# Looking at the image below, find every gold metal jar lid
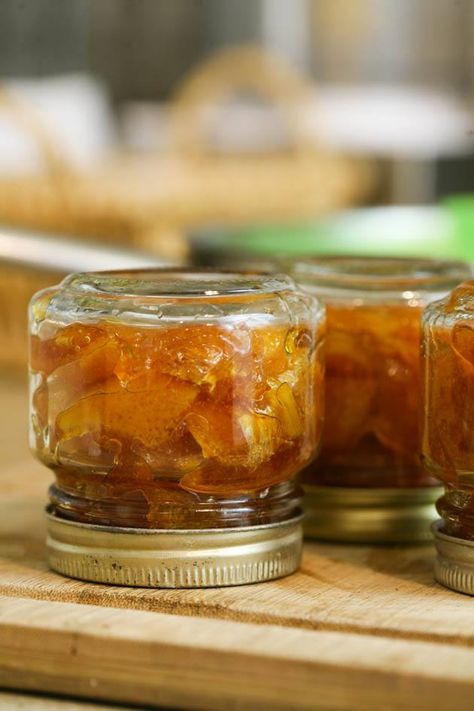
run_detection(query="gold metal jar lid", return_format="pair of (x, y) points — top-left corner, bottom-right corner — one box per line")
(46, 512), (303, 588)
(432, 520), (474, 596)
(303, 485), (441, 544)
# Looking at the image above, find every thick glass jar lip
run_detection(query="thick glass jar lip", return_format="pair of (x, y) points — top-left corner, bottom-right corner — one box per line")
(426, 279), (474, 316)
(289, 255), (472, 293)
(450, 279), (474, 306)
(60, 268), (296, 300)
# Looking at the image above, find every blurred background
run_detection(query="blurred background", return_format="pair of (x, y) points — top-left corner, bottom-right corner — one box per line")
(1, 0), (474, 366)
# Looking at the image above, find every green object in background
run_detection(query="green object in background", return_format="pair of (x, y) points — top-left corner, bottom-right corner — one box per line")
(192, 202), (474, 265)
(444, 195), (474, 261)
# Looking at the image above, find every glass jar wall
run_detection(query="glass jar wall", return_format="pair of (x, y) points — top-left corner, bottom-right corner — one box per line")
(423, 281), (474, 530)
(290, 256), (471, 543)
(422, 281), (474, 594)
(29, 270), (324, 587)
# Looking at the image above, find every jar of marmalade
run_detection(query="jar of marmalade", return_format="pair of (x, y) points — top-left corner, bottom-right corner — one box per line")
(422, 280), (474, 594)
(29, 269), (324, 587)
(290, 257), (471, 543)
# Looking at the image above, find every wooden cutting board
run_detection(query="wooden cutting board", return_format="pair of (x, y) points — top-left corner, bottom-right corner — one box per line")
(1, 375), (473, 711)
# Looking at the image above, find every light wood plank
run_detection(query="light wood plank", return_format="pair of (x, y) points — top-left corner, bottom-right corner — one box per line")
(0, 691), (136, 710)
(1, 595), (474, 711)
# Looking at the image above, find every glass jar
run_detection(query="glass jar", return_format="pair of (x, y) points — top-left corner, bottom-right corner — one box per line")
(290, 256), (471, 543)
(422, 280), (474, 594)
(29, 269), (324, 587)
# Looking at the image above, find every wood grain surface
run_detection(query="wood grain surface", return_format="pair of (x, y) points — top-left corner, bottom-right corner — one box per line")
(0, 691), (136, 710)
(1, 374), (473, 710)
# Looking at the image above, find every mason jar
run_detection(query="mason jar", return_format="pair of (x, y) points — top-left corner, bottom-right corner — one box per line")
(422, 280), (474, 594)
(290, 256), (471, 543)
(29, 269), (324, 587)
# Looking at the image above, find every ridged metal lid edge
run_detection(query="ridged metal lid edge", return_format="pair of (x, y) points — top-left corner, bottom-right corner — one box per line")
(432, 520), (474, 596)
(46, 512), (303, 589)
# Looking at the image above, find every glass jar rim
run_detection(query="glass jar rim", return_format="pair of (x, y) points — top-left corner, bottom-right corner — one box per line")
(290, 256), (471, 293)
(445, 279), (474, 312)
(60, 268), (296, 300)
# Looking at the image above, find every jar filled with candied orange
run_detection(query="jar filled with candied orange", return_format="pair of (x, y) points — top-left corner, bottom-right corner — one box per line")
(290, 257), (471, 543)
(29, 269), (324, 587)
(422, 280), (474, 594)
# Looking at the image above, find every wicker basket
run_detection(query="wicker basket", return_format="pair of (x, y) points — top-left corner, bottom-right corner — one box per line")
(133, 46), (375, 240)
(0, 87), (188, 262)
(0, 48), (374, 261)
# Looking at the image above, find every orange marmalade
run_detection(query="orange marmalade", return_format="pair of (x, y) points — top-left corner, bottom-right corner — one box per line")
(291, 257), (471, 490)
(29, 270), (324, 529)
(422, 280), (474, 539)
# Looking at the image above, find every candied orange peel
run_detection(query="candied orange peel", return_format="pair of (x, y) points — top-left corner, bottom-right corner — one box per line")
(31, 317), (321, 526)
